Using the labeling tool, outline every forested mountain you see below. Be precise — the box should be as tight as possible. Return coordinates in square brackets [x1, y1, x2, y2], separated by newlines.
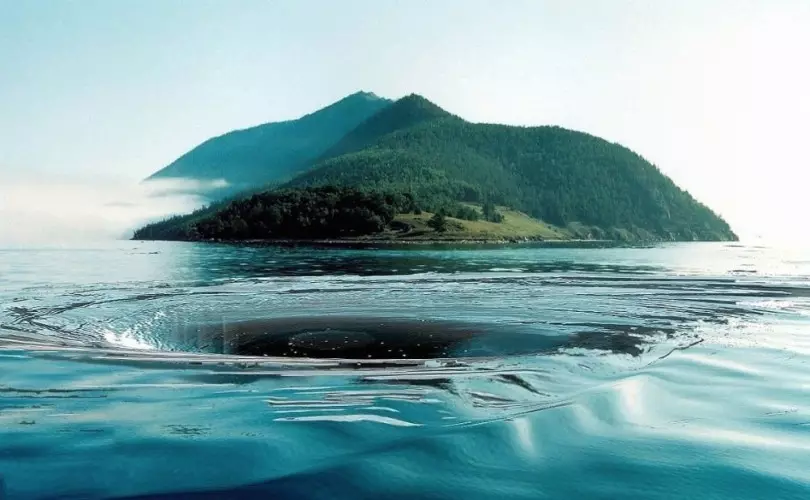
[284, 98, 735, 241]
[136, 92, 736, 242]
[316, 94, 461, 160]
[145, 91, 391, 198]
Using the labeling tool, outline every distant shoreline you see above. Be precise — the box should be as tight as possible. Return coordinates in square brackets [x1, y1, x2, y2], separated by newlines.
[135, 236, 636, 248]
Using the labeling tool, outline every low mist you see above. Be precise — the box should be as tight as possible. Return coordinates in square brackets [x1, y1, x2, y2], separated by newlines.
[0, 177, 218, 245]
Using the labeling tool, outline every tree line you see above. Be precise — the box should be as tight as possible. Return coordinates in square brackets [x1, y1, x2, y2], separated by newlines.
[132, 186, 496, 241]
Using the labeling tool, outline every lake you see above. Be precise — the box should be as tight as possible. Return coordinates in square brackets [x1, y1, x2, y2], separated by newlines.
[1, 241, 809, 499]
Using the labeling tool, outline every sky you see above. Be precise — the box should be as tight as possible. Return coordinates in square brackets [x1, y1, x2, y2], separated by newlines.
[1, 0, 808, 243]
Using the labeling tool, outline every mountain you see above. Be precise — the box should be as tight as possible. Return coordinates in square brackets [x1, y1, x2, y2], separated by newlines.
[284, 97, 735, 241]
[135, 92, 737, 242]
[315, 94, 461, 160]
[145, 91, 392, 198]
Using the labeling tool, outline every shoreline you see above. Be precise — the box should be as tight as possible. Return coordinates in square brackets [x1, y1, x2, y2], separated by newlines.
[131, 234, 739, 246]
[131, 236, 651, 247]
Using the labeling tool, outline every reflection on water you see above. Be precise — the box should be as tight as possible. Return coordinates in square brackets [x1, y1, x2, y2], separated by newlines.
[1, 241, 810, 499]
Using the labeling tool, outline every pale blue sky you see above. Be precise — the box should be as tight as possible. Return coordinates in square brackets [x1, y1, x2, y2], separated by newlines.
[1, 0, 808, 241]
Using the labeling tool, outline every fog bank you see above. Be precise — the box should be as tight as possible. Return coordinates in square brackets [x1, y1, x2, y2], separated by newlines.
[0, 177, 214, 245]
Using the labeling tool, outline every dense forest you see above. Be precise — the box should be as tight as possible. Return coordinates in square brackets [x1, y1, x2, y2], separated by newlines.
[132, 186, 419, 241]
[137, 92, 737, 242]
[284, 96, 735, 241]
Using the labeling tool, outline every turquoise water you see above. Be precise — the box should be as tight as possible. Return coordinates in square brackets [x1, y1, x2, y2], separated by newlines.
[1, 242, 809, 499]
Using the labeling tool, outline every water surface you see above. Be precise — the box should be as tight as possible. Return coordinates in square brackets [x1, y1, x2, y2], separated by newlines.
[1, 242, 809, 499]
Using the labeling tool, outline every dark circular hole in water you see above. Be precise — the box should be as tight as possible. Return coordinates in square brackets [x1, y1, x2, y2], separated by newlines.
[163, 316, 572, 359]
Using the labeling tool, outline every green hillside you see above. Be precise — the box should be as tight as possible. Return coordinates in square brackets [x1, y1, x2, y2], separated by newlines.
[135, 92, 736, 242]
[316, 94, 461, 160]
[284, 99, 735, 241]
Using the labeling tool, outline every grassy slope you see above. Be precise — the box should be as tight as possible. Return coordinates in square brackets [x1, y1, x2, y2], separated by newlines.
[365, 206, 572, 242]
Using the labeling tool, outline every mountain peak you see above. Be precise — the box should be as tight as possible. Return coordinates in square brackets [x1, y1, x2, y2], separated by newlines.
[399, 93, 433, 102]
[145, 91, 392, 191]
[314, 93, 457, 160]
[347, 90, 381, 100]
[308, 91, 390, 116]
[332, 91, 386, 106]
[392, 94, 453, 117]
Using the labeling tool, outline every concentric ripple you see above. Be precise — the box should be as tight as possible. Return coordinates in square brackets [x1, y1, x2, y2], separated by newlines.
[1, 241, 809, 499]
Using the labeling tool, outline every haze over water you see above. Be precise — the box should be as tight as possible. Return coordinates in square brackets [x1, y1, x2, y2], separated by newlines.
[2, 241, 809, 499]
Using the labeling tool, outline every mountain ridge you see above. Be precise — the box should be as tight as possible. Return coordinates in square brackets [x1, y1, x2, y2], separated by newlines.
[314, 94, 461, 161]
[146, 91, 393, 197]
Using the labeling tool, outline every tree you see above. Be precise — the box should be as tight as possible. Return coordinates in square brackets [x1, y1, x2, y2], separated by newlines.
[482, 202, 503, 223]
[454, 205, 480, 221]
[427, 212, 447, 232]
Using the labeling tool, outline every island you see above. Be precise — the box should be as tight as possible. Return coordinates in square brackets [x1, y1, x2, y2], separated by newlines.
[135, 92, 737, 243]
